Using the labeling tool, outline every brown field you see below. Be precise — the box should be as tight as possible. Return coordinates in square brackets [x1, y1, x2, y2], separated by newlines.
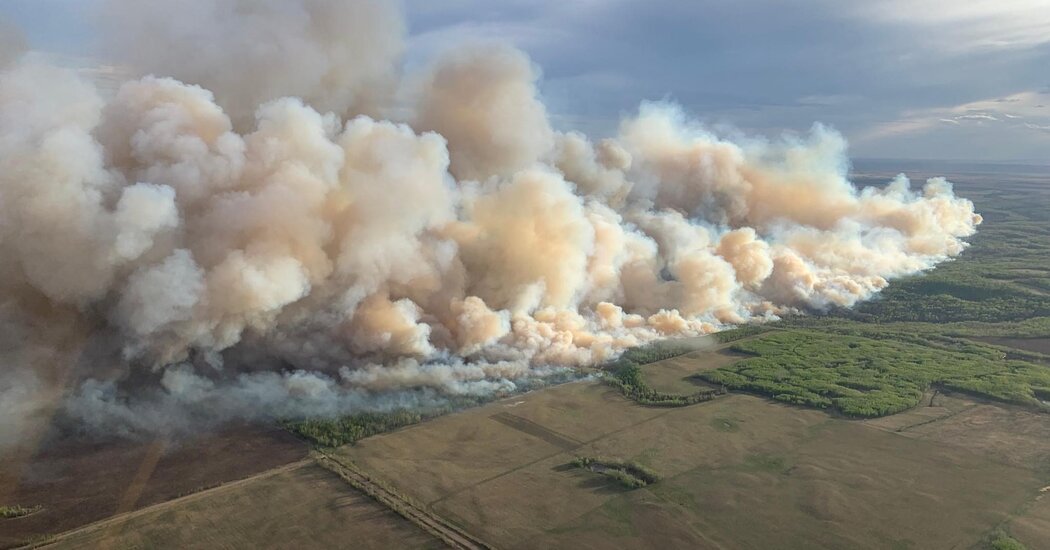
[1011, 489, 1050, 549]
[338, 376, 1050, 549]
[894, 398, 1050, 472]
[0, 425, 307, 549]
[640, 345, 747, 395]
[43, 461, 442, 550]
[860, 390, 978, 433]
[974, 336, 1050, 356]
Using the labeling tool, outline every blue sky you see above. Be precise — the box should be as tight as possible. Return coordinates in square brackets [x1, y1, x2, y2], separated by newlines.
[3, 0, 1049, 161]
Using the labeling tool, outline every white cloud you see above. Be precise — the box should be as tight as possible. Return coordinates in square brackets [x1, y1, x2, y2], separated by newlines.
[856, 89, 1050, 159]
[852, 0, 1050, 51]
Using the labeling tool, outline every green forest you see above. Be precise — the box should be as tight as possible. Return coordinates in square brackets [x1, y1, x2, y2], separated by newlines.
[691, 182, 1050, 418]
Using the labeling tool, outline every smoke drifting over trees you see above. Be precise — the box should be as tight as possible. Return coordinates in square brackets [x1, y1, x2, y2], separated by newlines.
[0, 0, 980, 450]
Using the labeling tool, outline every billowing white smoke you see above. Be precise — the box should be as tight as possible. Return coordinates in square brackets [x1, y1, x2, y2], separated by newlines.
[100, 0, 405, 124]
[0, 0, 980, 448]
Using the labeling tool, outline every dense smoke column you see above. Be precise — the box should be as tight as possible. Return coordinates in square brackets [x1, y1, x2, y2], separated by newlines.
[0, 0, 981, 448]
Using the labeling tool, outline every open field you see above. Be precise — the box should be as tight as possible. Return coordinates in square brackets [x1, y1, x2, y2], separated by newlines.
[893, 399, 1050, 472]
[0, 426, 307, 549]
[638, 343, 748, 395]
[42, 461, 443, 550]
[316, 453, 489, 549]
[1011, 490, 1050, 550]
[975, 337, 1050, 357]
[337, 382, 1048, 549]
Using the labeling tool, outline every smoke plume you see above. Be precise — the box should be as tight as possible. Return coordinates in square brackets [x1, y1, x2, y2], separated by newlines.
[0, 0, 980, 451]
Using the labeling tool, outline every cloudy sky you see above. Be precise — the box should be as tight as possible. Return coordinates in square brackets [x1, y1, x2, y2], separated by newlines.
[3, 0, 1049, 161]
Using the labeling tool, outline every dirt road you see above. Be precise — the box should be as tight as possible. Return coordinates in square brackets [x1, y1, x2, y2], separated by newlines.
[315, 452, 493, 550]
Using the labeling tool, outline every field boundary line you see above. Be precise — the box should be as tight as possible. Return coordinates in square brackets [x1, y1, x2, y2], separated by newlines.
[429, 387, 693, 507]
[892, 403, 981, 433]
[316, 451, 494, 550]
[18, 458, 314, 549]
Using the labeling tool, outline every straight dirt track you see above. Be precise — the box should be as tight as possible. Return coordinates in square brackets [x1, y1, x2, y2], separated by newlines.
[19, 459, 314, 549]
[24, 456, 450, 550]
[1, 426, 308, 549]
[315, 452, 491, 550]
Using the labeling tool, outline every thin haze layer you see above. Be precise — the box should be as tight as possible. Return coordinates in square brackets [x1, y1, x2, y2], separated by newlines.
[0, 0, 980, 449]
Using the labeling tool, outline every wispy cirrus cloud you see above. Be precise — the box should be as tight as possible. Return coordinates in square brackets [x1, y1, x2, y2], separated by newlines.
[851, 0, 1050, 52]
[856, 90, 1050, 159]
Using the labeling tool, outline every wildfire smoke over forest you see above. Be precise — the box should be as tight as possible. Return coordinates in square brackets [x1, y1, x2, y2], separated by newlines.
[0, 0, 980, 450]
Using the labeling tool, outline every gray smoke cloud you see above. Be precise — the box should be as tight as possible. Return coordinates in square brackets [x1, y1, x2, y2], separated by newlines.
[100, 0, 405, 125]
[0, 18, 26, 70]
[0, 0, 981, 452]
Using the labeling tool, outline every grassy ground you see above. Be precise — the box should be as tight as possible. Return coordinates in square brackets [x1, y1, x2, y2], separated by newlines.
[337, 385, 1045, 549]
[601, 337, 726, 406]
[43, 462, 443, 550]
[0, 426, 307, 549]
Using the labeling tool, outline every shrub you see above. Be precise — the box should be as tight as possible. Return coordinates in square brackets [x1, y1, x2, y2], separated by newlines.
[1, 505, 41, 519]
[568, 456, 660, 489]
[603, 469, 646, 489]
[987, 529, 1027, 550]
[604, 350, 726, 408]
